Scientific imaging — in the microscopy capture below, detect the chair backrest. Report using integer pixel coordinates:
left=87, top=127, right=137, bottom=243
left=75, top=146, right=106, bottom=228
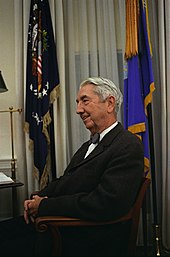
left=127, top=177, right=151, bottom=255
left=35, top=177, right=151, bottom=256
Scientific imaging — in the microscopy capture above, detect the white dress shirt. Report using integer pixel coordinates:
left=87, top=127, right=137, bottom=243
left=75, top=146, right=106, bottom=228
left=84, top=121, right=118, bottom=159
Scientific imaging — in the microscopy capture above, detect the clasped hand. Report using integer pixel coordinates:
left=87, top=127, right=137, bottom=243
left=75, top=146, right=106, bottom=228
left=24, top=195, right=48, bottom=224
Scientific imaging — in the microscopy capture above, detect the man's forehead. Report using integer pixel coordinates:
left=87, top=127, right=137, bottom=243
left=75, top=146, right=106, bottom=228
left=78, top=84, right=95, bottom=95
left=77, top=85, right=96, bottom=99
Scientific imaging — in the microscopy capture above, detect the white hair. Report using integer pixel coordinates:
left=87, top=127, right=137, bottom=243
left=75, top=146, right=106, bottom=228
left=79, top=77, right=123, bottom=113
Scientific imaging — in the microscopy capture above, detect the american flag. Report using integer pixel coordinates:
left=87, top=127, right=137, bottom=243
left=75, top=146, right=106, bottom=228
left=25, top=0, right=60, bottom=189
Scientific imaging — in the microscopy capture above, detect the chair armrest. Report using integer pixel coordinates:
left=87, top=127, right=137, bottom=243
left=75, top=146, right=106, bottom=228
left=35, top=210, right=133, bottom=233
left=35, top=212, right=133, bottom=256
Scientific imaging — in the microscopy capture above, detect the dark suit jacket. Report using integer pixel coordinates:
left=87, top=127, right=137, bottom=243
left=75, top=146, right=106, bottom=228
left=35, top=122, right=144, bottom=256
left=38, top=122, right=144, bottom=221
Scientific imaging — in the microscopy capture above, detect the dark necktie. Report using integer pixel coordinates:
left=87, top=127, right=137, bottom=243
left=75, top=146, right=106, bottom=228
left=89, top=133, right=100, bottom=144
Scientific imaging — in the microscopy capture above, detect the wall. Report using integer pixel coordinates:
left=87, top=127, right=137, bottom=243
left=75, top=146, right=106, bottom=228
left=0, top=0, right=16, bottom=160
left=0, top=0, right=25, bottom=219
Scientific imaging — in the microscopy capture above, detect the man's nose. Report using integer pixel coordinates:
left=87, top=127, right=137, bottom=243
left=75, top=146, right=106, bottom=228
left=76, top=102, right=84, bottom=114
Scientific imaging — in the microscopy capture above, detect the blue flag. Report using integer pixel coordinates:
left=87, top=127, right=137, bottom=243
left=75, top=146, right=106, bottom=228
left=25, top=0, right=60, bottom=189
left=124, top=0, right=155, bottom=177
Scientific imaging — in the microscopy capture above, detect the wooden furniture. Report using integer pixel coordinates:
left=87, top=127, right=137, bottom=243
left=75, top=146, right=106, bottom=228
left=35, top=177, right=151, bottom=256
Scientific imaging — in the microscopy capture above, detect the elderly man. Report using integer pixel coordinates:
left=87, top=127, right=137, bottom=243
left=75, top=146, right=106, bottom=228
left=0, top=77, right=144, bottom=256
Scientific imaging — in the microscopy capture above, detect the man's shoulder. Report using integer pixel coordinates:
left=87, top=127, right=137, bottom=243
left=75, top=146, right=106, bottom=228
left=108, top=122, right=143, bottom=149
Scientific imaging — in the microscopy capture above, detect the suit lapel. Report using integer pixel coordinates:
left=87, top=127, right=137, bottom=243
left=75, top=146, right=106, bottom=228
left=66, top=123, right=123, bottom=173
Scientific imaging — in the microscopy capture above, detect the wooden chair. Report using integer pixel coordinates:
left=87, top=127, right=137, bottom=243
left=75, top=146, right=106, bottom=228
left=35, top=177, right=151, bottom=256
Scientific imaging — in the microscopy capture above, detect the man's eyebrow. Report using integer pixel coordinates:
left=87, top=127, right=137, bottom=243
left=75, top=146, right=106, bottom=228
left=76, top=95, right=89, bottom=103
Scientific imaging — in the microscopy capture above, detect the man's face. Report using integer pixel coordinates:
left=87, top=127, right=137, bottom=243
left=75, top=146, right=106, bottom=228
left=76, top=84, right=115, bottom=134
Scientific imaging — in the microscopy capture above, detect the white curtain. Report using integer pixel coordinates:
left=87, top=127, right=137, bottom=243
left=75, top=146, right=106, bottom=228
left=60, top=0, right=125, bottom=158
left=157, top=0, right=170, bottom=251
left=147, top=0, right=170, bottom=252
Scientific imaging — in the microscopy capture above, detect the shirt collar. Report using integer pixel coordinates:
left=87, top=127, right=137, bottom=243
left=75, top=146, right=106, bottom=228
left=99, top=121, right=118, bottom=141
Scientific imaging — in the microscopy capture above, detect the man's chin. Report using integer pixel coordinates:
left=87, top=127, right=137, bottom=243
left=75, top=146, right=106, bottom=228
left=84, top=123, right=95, bottom=133
left=83, top=121, right=93, bottom=130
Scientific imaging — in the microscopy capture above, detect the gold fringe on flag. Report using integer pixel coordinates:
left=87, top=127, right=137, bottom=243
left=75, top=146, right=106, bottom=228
left=142, top=0, right=153, bottom=56
left=50, top=84, right=60, bottom=104
left=128, top=122, right=146, bottom=134
left=125, top=0, right=139, bottom=59
left=125, top=0, right=153, bottom=59
left=144, top=82, right=155, bottom=115
left=24, top=84, right=60, bottom=189
left=144, top=157, right=150, bottom=178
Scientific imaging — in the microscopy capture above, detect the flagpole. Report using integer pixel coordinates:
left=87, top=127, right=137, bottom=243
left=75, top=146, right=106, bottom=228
left=147, top=103, right=161, bottom=256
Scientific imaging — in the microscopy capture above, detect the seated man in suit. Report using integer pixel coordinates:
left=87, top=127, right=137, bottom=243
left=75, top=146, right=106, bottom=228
left=0, top=77, right=144, bottom=257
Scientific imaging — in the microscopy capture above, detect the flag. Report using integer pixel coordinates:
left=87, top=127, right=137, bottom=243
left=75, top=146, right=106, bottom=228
left=25, top=0, right=60, bottom=189
left=124, top=0, right=155, bottom=177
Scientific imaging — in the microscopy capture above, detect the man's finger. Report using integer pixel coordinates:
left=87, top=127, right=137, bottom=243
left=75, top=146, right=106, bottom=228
left=24, top=210, right=29, bottom=224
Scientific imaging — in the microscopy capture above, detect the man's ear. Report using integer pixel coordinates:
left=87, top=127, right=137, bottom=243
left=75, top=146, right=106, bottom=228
left=107, top=95, right=115, bottom=113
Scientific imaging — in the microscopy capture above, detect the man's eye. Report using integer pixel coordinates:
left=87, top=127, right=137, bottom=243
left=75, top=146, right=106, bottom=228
left=83, top=99, right=89, bottom=104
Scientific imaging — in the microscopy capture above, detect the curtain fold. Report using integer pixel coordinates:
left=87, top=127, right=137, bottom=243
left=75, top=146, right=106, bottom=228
left=158, top=0, right=170, bottom=250
left=62, top=0, right=123, bottom=158
left=147, top=0, right=170, bottom=251
left=49, top=0, right=69, bottom=178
